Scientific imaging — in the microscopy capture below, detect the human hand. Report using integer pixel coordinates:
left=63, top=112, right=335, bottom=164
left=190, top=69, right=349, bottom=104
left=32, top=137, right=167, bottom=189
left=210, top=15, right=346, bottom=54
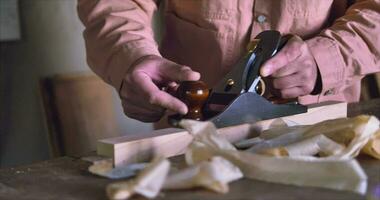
left=120, top=55, right=200, bottom=122
left=260, top=35, right=319, bottom=99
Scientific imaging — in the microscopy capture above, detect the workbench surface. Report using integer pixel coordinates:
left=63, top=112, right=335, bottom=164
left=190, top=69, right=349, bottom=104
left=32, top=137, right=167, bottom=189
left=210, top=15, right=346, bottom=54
left=1, top=99, right=380, bottom=200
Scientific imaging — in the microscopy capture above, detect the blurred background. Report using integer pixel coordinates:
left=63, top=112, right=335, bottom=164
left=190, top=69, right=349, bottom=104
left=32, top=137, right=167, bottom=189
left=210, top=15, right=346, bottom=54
left=0, top=0, right=379, bottom=168
left=0, top=0, right=161, bottom=167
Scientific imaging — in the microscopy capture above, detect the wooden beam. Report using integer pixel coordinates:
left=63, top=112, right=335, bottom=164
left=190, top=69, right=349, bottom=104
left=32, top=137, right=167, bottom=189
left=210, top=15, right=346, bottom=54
left=98, top=102, right=347, bottom=167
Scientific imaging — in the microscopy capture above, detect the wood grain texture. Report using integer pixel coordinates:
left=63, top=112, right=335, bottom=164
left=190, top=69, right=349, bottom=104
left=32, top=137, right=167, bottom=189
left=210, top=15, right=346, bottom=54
left=41, top=73, right=119, bottom=157
left=2, top=156, right=380, bottom=200
left=98, top=102, right=347, bottom=167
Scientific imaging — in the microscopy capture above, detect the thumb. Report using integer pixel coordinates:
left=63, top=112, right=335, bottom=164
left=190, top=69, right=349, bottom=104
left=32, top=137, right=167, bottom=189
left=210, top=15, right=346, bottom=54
left=159, top=61, right=200, bottom=82
left=260, top=35, right=303, bottom=77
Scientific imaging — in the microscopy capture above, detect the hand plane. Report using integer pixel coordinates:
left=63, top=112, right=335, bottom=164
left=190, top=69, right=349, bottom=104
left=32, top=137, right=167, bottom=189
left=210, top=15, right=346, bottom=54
left=169, top=30, right=307, bottom=128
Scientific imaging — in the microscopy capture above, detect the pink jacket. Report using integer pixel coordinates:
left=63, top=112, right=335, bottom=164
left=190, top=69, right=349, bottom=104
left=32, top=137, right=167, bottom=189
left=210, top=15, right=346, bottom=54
left=77, top=0, right=380, bottom=104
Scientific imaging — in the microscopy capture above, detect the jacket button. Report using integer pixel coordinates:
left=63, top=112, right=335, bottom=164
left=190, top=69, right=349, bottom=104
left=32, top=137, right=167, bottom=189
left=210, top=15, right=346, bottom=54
left=257, top=15, right=267, bottom=23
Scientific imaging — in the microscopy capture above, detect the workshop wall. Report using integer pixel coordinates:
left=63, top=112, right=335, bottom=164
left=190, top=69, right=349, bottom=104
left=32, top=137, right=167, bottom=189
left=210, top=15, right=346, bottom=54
left=0, top=0, right=156, bottom=167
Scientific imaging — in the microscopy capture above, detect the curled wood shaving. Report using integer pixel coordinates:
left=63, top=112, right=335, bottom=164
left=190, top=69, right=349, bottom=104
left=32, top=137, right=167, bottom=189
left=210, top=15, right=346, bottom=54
left=361, top=129, right=380, bottom=159
left=257, top=147, right=288, bottom=156
left=103, top=115, right=379, bottom=198
left=248, top=115, right=380, bottom=159
left=224, top=150, right=367, bottom=194
left=179, top=117, right=376, bottom=194
left=164, top=156, right=243, bottom=193
left=258, top=134, right=345, bottom=157
left=106, top=157, right=170, bottom=200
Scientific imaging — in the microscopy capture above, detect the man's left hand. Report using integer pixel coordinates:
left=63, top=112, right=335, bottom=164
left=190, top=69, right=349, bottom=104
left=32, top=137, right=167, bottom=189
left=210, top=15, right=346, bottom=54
left=260, top=35, right=319, bottom=99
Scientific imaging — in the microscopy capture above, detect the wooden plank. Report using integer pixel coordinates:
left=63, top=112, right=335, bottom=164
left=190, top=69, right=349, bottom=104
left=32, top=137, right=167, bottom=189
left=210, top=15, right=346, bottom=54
left=98, top=102, right=347, bottom=167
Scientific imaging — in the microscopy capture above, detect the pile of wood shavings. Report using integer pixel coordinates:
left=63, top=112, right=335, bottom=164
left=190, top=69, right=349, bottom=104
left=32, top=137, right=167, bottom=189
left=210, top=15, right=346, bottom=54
left=105, top=115, right=380, bottom=200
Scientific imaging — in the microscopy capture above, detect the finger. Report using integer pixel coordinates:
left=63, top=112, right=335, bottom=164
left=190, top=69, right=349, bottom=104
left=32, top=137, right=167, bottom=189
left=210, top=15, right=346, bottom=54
left=261, top=36, right=303, bottom=77
left=149, top=90, right=188, bottom=115
left=134, top=72, right=188, bottom=114
left=159, top=62, right=200, bottom=82
left=167, top=81, right=179, bottom=88
left=122, top=102, right=164, bottom=122
left=272, top=87, right=304, bottom=99
left=120, top=84, right=164, bottom=112
left=159, top=81, right=178, bottom=92
left=271, top=73, right=303, bottom=90
left=270, top=62, right=303, bottom=78
left=165, top=81, right=179, bottom=96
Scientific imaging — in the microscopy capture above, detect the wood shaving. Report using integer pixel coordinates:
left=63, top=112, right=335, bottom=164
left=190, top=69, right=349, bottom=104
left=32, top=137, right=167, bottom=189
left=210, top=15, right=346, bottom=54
left=164, top=156, right=242, bottom=193
left=361, top=129, right=380, bottom=159
left=106, top=157, right=170, bottom=200
left=179, top=116, right=380, bottom=194
left=103, top=115, right=380, bottom=198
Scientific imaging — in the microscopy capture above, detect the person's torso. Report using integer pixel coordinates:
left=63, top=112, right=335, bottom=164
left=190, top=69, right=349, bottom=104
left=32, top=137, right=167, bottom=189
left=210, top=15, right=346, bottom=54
left=160, top=0, right=360, bottom=106
left=160, top=0, right=347, bottom=85
left=159, top=0, right=354, bottom=105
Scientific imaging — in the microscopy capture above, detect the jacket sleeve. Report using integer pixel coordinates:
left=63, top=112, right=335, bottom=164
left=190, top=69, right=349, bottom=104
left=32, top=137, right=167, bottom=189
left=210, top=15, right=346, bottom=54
left=305, top=0, right=380, bottom=98
left=77, top=0, right=161, bottom=91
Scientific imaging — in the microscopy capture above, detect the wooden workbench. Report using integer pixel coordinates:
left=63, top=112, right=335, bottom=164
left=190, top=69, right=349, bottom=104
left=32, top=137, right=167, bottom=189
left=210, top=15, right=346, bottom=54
left=1, top=99, right=380, bottom=200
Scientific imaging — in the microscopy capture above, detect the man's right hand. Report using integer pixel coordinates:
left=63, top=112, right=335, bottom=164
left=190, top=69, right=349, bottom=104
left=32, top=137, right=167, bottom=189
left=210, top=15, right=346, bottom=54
left=120, top=55, right=200, bottom=122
